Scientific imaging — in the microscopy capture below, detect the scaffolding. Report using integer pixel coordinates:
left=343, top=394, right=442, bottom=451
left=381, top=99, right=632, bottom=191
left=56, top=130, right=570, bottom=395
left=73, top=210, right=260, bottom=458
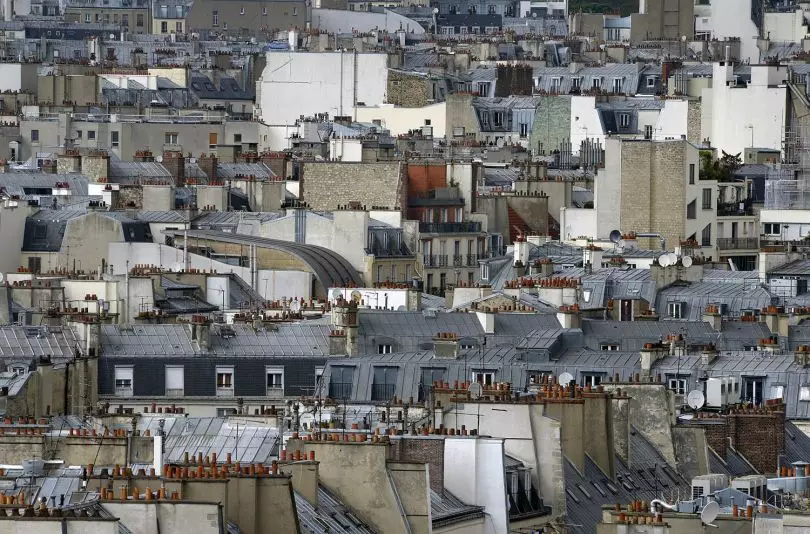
left=765, top=126, right=810, bottom=210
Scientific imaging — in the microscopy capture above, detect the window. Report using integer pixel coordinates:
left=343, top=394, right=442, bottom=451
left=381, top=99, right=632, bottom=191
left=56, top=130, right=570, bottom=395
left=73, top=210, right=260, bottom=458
left=801, top=386, right=810, bottom=402
left=764, top=223, right=781, bottom=235
left=378, top=344, right=392, bottom=354
left=519, top=122, right=528, bottom=138
left=646, top=76, right=656, bottom=88
left=668, top=302, right=683, bottom=319
left=262, top=7, right=267, bottom=14
left=292, top=6, right=297, bottom=14
left=216, top=366, right=234, bottom=396
left=209, top=132, right=218, bottom=148
left=266, top=366, right=284, bottom=397
left=743, top=377, right=763, bottom=405
left=668, top=377, right=687, bottom=395
left=702, top=188, right=712, bottom=209
left=689, top=163, right=695, bottom=185
left=493, top=112, right=503, bottom=127
left=550, top=77, right=561, bottom=93
left=136, top=14, right=144, bottom=26
left=176, top=21, right=182, bottom=32
left=473, top=370, right=495, bottom=385
left=9, top=365, right=27, bottom=375
left=600, top=343, right=619, bottom=351
left=240, top=6, right=245, bottom=14
left=769, top=385, right=784, bottom=400
left=571, top=77, right=581, bottom=91
left=372, top=367, right=398, bottom=401
left=480, top=112, right=489, bottom=126
left=234, top=133, right=242, bottom=143
left=28, top=257, right=41, bottom=274
left=612, top=78, right=623, bottom=93
left=329, top=366, right=354, bottom=398
left=618, top=113, right=630, bottom=128
left=212, top=10, right=218, bottom=25
left=87, top=130, right=96, bottom=140
left=687, top=200, right=696, bottom=220
left=216, top=408, right=236, bottom=417
left=31, top=130, right=39, bottom=142
left=592, top=77, right=601, bottom=90
left=110, top=131, right=119, bottom=148
left=114, top=366, right=133, bottom=397
left=165, top=365, right=184, bottom=397
left=581, top=374, right=602, bottom=388
left=165, top=132, right=178, bottom=145
left=701, top=224, right=712, bottom=247
left=419, top=368, right=444, bottom=401
left=645, top=124, right=653, bottom=139
left=122, top=14, right=128, bottom=25
left=161, top=21, right=168, bottom=33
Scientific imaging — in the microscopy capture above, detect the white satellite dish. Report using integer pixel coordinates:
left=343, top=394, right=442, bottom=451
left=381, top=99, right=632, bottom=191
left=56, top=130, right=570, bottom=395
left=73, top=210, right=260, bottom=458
left=687, top=390, right=705, bottom=411
left=700, top=500, right=720, bottom=526
left=666, top=252, right=678, bottom=265
left=330, top=288, right=343, bottom=300
left=658, top=254, right=671, bottom=267
left=558, top=372, right=574, bottom=386
left=468, top=382, right=483, bottom=400
left=170, top=262, right=183, bottom=272
left=155, top=155, right=163, bottom=163
left=617, top=239, right=626, bottom=249
left=290, top=300, right=301, bottom=313
left=681, top=255, right=693, bottom=268
left=496, top=138, right=505, bottom=148
left=189, top=157, right=196, bottom=164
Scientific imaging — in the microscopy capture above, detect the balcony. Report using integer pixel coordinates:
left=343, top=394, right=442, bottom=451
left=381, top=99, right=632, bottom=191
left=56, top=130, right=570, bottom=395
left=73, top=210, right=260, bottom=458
left=717, top=200, right=754, bottom=217
left=371, top=383, right=396, bottom=402
left=409, top=188, right=465, bottom=207
left=466, top=254, right=479, bottom=266
left=266, top=385, right=284, bottom=399
left=424, top=255, right=448, bottom=268
left=419, top=221, right=482, bottom=234
left=329, top=383, right=353, bottom=399
left=716, top=237, right=759, bottom=250
left=216, top=386, right=234, bottom=397
left=452, top=255, right=464, bottom=267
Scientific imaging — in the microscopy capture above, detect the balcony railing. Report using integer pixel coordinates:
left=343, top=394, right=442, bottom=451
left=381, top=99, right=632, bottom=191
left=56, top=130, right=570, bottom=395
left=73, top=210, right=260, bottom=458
left=716, top=237, right=759, bottom=250
left=466, top=254, right=479, bottom=266
left=717, top=201, right=754, bottom=217
left=329, top=383, right=353, bottom=399
left=216, top=386, right=234, bottom=397
left=452, top=255, right=464, bottom=267
left=419, top=221, right=482, bottom=234
left=371, top=383, right=396, bottom=401
left=424, top=255, right=448, bottom=268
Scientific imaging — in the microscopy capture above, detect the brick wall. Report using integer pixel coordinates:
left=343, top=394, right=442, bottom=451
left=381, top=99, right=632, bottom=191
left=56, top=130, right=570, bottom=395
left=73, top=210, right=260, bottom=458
left=197, top=155, right=218, bottom=182
left=387, top=71, right=432, bottom=108
left=162, top=151, right=186, bottom=187
left=407, top=162, right=447, bottom=196
left=300, top=161, right=405, bottom=211
left=388, top=437, right=445, bottom=493
left=695, top=406, right=785, bottom=474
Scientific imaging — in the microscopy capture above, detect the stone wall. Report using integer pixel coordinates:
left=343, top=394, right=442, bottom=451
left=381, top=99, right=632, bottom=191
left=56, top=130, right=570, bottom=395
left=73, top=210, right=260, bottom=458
left=445, top=93, right=480, bottom=139
left=387, top=71, right=432, bottom=108
left=300, top=161, right=406, bottom=211
left=531, top=96, right=572, bottom=155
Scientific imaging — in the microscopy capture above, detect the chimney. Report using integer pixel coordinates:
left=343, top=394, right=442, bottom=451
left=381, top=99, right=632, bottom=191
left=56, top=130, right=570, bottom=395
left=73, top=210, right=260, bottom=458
left=639, top=342, right=664, bottom=381
left=41, top=159, right=57, bottom=174
left=162, top=151, right=186, bottom=187
left=530, top=258, right=554, bottom=277
left=583, top=244, right=603, bottom=271
left=260, top=151, right=289, bottom=179
left=702, top=304, right=723, bottom=331
left=57, top=150, right=82, bottom=174
left=795, top=345, right=810, bottom=367
left=475, top=310, right=495, bottom=334
left=513, top=235, right=530, bottom=266
left=81, top=151, right=110, bottom=183
left=198, top=154, right=218, bottom=182
left=328, top=329, right=347, bottom=355
left=433, top=332, right=459, bottom=359
left=134, top=150, right=155, bottom=162
left=331, top=298, right=359, bottom=356
left=701, top=344, right=718, bottom=366
left=556, top=304, right=581, bottom=329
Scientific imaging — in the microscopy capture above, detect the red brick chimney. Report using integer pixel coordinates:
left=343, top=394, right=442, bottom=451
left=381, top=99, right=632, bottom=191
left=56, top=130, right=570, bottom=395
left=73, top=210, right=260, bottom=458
left=134, top=150, right=155, bottom=162
left=162, top=151, right=186, bottom=187
left=197, top=153, right=218, bottom=182
left=260, top=151, right=289, bottom=180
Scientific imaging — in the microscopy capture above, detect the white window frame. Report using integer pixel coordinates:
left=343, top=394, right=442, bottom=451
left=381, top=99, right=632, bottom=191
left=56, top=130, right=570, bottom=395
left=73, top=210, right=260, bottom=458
left=592, top=77, right=602, bottom=90
left=769, top=385, right=784, bottom=400
left=165, top=365, right=184, bottom=397
left=612, top=77, right=623, bottom=93
left=114, top=366, right=133, bottom=397
left=519, top=122, right=529, bottom=138
left=668, top=377, right=687, bottom=395
left=801, top=386, right=810, bottom=401
left=646, top=76, right=656, bottom=88
left=600, top=343, right=619, bottom=351
left=668, top=302, right=683, bottom=319
left=618, top=113, right=630, bottom=128
left=764, top=223, right=781, bottom=235
left=582, top=374, right=602, bottom=388
left=216, top=366, right=234, bottom=396
left=378, top=344, right=392, bottom=354
left=266, top=366, right=284, bottom=397
left=550, top=77, right=561, bottom=93
left=472, top=370, right=495, bottom=385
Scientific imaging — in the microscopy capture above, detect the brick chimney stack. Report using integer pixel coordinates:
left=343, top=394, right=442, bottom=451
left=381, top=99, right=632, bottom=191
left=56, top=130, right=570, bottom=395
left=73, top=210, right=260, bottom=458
left=198, top=153, right=218, bottom=182
left=162, top=151, right=186, bottom=187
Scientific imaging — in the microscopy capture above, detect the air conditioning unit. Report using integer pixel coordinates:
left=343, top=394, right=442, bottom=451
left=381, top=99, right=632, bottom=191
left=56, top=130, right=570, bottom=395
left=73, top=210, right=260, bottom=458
left=731, top=475, right=767, bottom=501
left=691, top=474, right=728, bottom=499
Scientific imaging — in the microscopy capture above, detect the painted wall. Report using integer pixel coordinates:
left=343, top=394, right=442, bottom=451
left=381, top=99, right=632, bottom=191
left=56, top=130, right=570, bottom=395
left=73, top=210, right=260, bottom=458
left=355, top=102, right=447, bottom=138
left=570, top=96, right=605, bottom=156
left=702, top=0, right=760, bottom=63
left=257, top=52, right=388, bottom=126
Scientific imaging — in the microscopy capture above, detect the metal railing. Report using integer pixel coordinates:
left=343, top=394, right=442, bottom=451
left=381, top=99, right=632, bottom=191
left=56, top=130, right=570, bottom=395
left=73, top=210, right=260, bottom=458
left=329, top=383, right=353, bottom=399
left=266, top=386, right=284, bottom=399
left=717, top=201, right=754, bottom=216
left=452, top=255, right=464, bottom=266
left=371, top=383, right=396, bottom=401
left=419, top=221, right=482, bottom=234
left=716, top=237, right=760, bottom=250
left=424, top=255, right=448, bottom=268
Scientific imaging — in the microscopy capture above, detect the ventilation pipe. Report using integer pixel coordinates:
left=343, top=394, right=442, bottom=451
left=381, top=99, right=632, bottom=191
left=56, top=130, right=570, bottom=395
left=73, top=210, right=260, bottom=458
left=636, top=233, right=666, bottom=251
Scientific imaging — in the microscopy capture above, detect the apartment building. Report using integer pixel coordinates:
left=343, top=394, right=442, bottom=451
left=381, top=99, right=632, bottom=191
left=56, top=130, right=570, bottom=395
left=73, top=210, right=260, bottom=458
left=185, top=0, right=307, bottom=37
left=64, top=0, right=151, bottom=33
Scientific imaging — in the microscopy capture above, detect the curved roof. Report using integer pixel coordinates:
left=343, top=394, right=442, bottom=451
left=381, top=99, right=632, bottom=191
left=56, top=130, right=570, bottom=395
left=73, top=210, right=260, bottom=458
left=174, top=229, right=362, bottom=289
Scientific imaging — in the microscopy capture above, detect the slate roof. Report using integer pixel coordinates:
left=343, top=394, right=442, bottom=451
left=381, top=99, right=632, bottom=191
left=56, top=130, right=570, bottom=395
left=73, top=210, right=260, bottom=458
left=655, top=281, right=772, bottom=321
left=430, top=489, right=485, bottom=527
left=101, top=323, right=332, bottom=357
left=784, top=421, right=810, bottom=466
left=110, top=161, right=173, bottom=181
left=217, top=162, right=276, bottom=180
left=0, top=325, right=80, bottom=362
left=189, top=75, right=254, bottom=100
left=296, top=486, right=377, bottom=534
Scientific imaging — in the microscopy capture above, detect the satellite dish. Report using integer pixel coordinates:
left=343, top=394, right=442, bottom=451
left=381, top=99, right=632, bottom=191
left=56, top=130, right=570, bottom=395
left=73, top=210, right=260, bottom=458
left=170, top=262, right=183, bottom=272
left=558, top=372, right=574, bottom=386
left=330, top=288, right=343, bottom=300
left=681, top=255, right=693, bottom=268
left=432, top=7, right=438, bottom=13
left=496, top=138, right=505, bottom=148
left=700, top=501, right=720, bottom=526
left=609, top=230, right=622, bottom=243
left=667, top=252, right=679, bottom=265
left=189, top=157, right=197, bottom=164
left=617, top=239, right=626, bottom=249
left=658, top=254, right=671, bottom=267
left=155, top=155, right=163, bottom=163
left=290, top=300, right=301, bottom=313
left=468, top=382, right=483, bottom=400
left=350, top=290, right=362, bottom=303
left=687, top=390, right=705, bottom=411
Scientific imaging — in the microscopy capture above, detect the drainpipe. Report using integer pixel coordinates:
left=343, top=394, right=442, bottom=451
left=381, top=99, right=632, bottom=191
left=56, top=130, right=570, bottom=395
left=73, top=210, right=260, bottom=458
left=124, top=259, right=130, bottom=324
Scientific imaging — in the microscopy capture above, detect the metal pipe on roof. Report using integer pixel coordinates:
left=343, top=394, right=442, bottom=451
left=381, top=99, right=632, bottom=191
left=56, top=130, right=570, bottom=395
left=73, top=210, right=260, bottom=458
left=635, top=233, right=666, bottom=251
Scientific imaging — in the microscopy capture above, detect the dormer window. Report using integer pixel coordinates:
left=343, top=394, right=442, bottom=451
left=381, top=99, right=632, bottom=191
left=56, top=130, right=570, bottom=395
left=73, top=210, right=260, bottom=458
left=618, top=113, right=630, bottom=128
